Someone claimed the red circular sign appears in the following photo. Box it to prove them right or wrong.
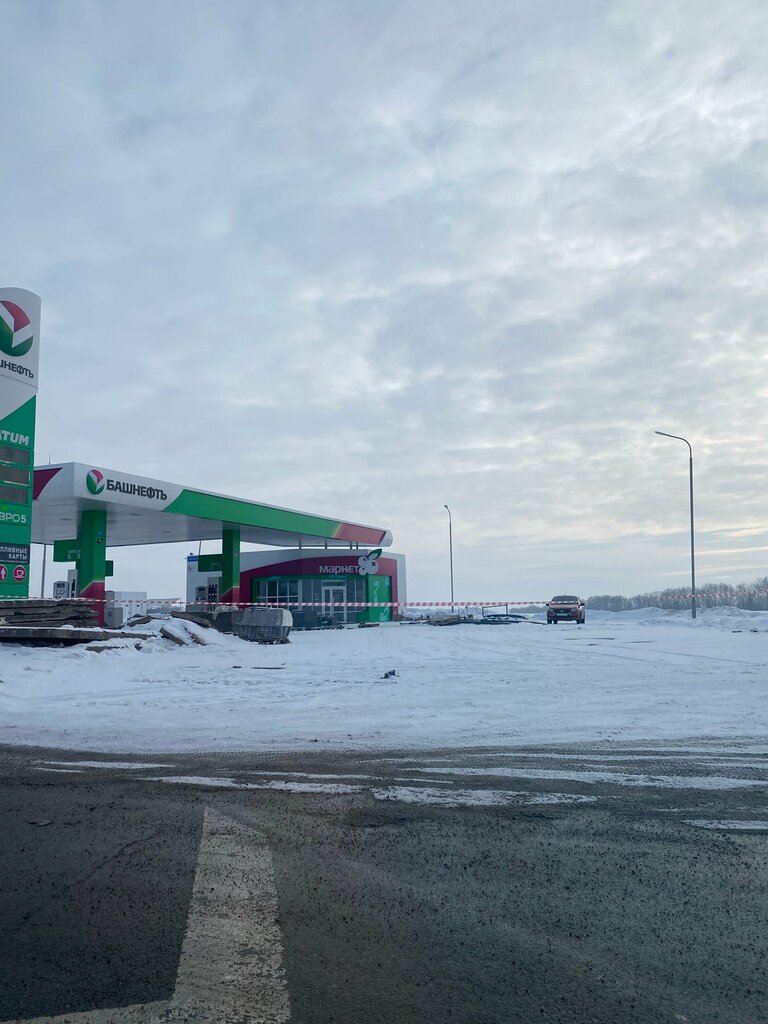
[12,565,26,583]
[0,565,7,581]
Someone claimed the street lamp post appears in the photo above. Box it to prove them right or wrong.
[443,504,455,613]
[655,431,696,619]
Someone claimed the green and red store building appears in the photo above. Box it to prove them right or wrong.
[186,547,407,625]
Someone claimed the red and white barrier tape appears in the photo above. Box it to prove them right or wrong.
[7,597,549,608]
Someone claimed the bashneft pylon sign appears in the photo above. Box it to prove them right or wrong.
[0,288,41,598]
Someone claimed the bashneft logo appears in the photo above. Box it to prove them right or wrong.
[0,299,34,358]
[85,469,167,501]
[107,478,167,501]
[86,469,105,494]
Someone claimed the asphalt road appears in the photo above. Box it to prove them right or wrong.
[1,741,767,1023]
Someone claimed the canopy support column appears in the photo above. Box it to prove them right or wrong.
[220,526,240,604]
[77,508,108,625]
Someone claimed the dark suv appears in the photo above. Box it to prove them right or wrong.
[546,595,585,624]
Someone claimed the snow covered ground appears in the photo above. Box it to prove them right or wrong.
[2,607,768,754]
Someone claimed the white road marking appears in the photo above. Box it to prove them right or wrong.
[40,761,175,770]
[144,774,362,794]
[686,819,768,831]
[371,785,527,807]
[170,808,291,1021]
[370,786,600,807]
[6,808,291,1024]
[412,766,768,790]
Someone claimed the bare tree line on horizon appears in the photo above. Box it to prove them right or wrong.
[586,578,768,612]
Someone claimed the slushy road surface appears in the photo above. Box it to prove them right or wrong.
[1,740,766,1023]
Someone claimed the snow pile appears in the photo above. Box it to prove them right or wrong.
[2,611,768,753]
[589,605,768,629]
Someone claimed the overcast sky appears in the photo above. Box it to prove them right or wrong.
[2,0,768,602]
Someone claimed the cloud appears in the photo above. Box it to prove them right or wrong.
[3,0,768,600]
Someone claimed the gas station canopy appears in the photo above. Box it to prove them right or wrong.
[32,463,392,549]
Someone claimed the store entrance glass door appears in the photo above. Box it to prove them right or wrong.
[322,584,347,624]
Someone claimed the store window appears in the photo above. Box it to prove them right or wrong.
[349,576,366,605]
[258,579,300,605]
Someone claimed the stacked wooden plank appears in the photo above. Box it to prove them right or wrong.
[0,626,151,646]
[0,599,98,628]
